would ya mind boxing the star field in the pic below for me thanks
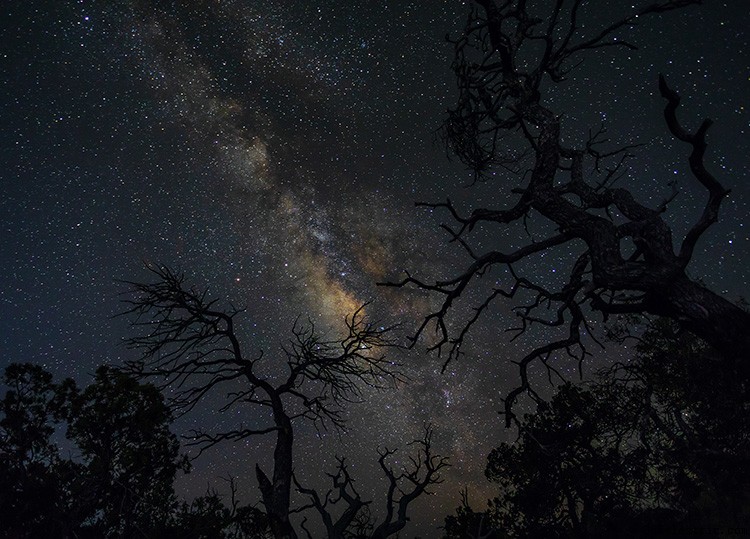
[1,1,748,535]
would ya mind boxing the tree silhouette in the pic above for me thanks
[167,477,271,539]
[602,319,750,526]
[0,364,190,538]
[67,366,190,537]
[120,265,406,539]
[442,488,505,539]
[0,364,77,537]
[384,0,750,426]
[475,319,750,537]
[485,384,659,537]
[294,426,450,539]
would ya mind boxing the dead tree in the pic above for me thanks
[370,426,449,539]
[383,0,750,426]
[294,457,371,539]
[293,426,449,539]
[120,265,402,539]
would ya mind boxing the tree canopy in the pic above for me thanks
[442,319,750,538]
[0,364,193,537]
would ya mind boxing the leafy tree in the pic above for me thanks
[478,319,750,538]
[485,384,658,537]
[0,364,79,537]
[604,319,750,526]
[0,364,192,538]
[66,366,190,537]
[385,0,750,425]
[442,489,505,539]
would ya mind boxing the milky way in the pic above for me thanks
[2,0,748,534]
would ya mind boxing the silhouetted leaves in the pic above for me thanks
[454,319,750,538]
[0,364,78,537]
[0,363,264,538]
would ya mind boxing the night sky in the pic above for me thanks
[2,0,748,535]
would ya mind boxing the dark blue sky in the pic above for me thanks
[2,1,748,534]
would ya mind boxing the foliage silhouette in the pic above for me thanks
[0,364,215,538]
[442,489,506,539]
[67,366,189,537]
[0,364,77,537]
[444,319,749,538]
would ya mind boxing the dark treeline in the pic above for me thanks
[1,268,447,539]
[3,316,748,538]
[0,363,269,538]
[443,319,750,538]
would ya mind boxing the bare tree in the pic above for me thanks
[370,426,450,539]
[294,457,370,539]
[120,265,402,539]
[293,426,450,539]
[383,0,750,426]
